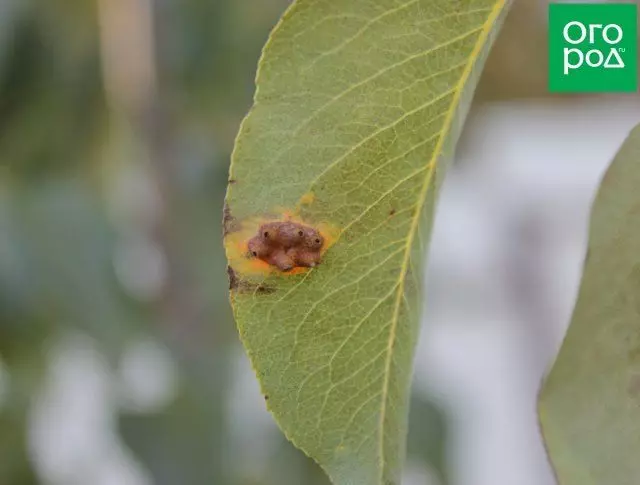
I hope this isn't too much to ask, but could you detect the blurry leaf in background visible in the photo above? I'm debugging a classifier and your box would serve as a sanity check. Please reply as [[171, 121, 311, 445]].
[[225, 0, 510, 483], [0, 355, 39, 485], [119, 387, 226, 485], [407, 394, 449, 484], [539, 123, 640, 485], [0, 1, 103, 179], [476, 0, 547, 99]]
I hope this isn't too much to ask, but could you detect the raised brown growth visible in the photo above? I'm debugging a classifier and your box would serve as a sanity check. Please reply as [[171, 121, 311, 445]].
[[247, 221, 324, 271]]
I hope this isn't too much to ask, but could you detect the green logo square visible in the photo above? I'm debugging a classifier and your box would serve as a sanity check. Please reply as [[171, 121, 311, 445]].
[[549, 3, 638, 93]]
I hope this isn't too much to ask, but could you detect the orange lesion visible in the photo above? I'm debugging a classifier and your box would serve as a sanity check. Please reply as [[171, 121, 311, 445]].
[[298, 191, 315, 207], [225, 203, 338, 277]]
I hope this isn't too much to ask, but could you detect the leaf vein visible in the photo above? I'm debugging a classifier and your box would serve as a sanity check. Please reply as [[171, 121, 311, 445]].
[[375, 2, 507, 482]]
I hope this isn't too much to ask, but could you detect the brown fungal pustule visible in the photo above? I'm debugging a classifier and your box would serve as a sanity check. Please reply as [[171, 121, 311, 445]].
[[247, 237, 270, 259], [288, 247, 322, 268], [269, 221, 306, 247], [301, 226, 323, 250], [247, 221, 325, 271]]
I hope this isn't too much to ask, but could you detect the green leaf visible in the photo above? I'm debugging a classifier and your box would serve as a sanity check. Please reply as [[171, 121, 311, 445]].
[[224, 1, 511, 484], [407, 393, 450, 484], [539, 123, 640, 485]]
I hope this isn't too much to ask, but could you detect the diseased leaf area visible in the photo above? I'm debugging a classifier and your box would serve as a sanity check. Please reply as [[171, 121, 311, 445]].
[[248, 221, 325, 271], [539, 124, 640, 485], [224, 1, 509, 484]]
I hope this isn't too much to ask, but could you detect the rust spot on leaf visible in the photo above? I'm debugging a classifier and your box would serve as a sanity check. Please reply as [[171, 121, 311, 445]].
[[227, 265, 276, 294], [298, 191, 315, 206], [223, 202, 240, 236], [227, 266, 239, 290], [247, 221, 324, 272], [254, 284, 276, 294], [224, 210, 339, 278]]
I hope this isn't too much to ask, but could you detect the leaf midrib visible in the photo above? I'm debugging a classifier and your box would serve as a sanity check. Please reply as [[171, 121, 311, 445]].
[[376, 2, 507, 482]]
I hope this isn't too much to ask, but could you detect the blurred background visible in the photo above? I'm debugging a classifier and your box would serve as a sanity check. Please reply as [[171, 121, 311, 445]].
[[0, 1, 638, 485]]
